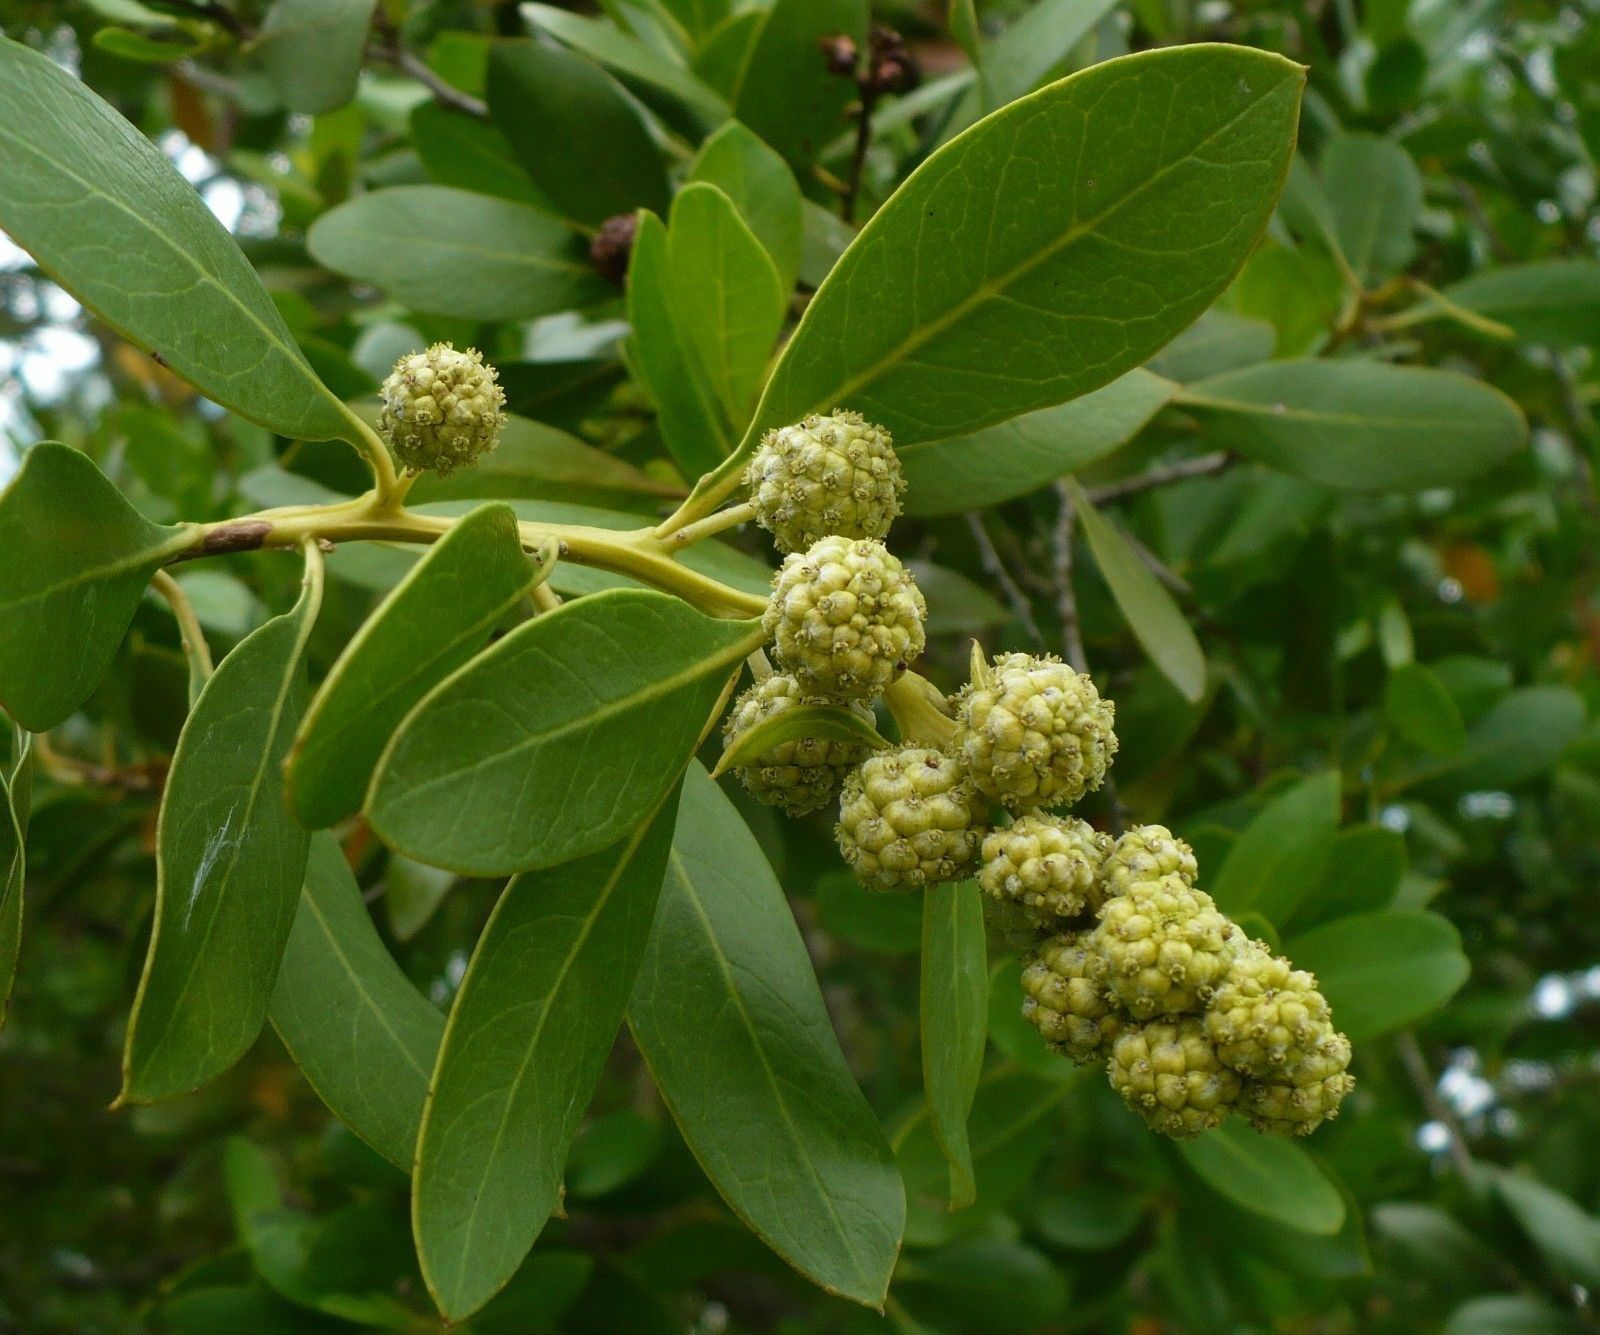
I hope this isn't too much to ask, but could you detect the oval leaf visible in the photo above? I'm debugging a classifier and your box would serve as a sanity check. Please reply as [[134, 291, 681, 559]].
[[308, 186, 603, 321], [269, 834, 445, 1171], [1287, 909, 1469, 1040], [628, 764, 905, 1306], [121, 552, 324, 1103], [1177, 1121, 1344, 1234], [1322, 131, 1422, 287], [1180, 360, 1527, 489], [414, 793, 681, 1320], [253, 0, 378, 114], [689, 120, 805, 294], [368, 589, 763, 875], [0, 37, 351, 442], [0, 444, 195, 731], [1211, 770, 1340, 921], [1385, 662, 1467, 757], [921, 880, 988, 1209], [738, 45, 1303, 457], [713, 701, 888, 778], [1069, 482, 1206, 703], [1441, 258, 1600, 346], [287, 504, 553, 828]]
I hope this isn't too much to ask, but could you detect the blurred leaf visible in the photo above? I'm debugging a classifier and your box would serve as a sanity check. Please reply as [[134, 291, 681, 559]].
[[309, 186, 603, 321], [1181, 361, 1526, 490], [898, 1238, 1068, 1329], [1445, 1294, 1586, 1334], [414, 794, 679, 1320], [689, 120, 804, 295], [1386, 662, 1467, 757], [1146, 310, 1276, 383], [1288, 909, 1469, 1040], [1415, 686, 1585, 793], [382, 855, 456, 943], [1032, 1182, 1145, 1251], [254, 0, 378, 114], [1322, 132, 1422, 287], [1295, 825, 1407, 929], [0, 444, 193, 731], [968, 0, 1122, 115], [410, 103, 546, 206], [1441, 259, 1600, 346], [1211, 771, 1341, 920], [629, 764, 904, 1307], [1070, 481, 1206, 703], [288, 504, 550, 828], [269, 835, 444, 1171], [921, 880, 988, 1208], [488, 39, 670, 226], [121, 553, 323, 1104], [464, 1250, 594, 1334], [1490, 1168, 1600, 1289], [1177, 1122, 1344, 1235], [816, 870, 923, 954], [368, 589, 762, 875], [565, 1111, 664, 1199]]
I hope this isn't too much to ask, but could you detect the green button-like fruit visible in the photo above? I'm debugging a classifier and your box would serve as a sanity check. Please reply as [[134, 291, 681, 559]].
[[836, 745, 981, 892], [1241, 1031, 1355, 1136], [956, 653, 1117, 811], [379, 343, 506, 476], [1021, 930, 1124, 1064], [747, 411, 905, 554], [1108, 1017, 1240, 1138], [1206, 940, 1336, 1079], [722, 674, 876, 816], [764, 536, 926, 699], [981, 814, 1112, 926], [1098, 824, 1198, 899], [1093, 873, 1240, 1018]]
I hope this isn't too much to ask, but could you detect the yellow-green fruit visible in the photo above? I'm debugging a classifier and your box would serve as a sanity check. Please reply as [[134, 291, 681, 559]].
[[722, 675, 876, 817], [836, 745, 981, 891], [1206, 941, 1336, 1078], [764, 536, 926, 699], [1241, 1032, 1356, 1136], [747, 411, 905, 554], [1098, 824, 1198, 898], [980, 815, 1113, 926], [379, 343, 505, 476], [1093, 874, 1239, 1018], [955, 653, 1117, 811], [1020, 931, 1124, 1063], [1108, 1017, 1240, 1138]]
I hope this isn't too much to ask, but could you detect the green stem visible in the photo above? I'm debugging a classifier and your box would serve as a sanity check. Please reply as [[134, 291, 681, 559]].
[[151, 569, 213, 701], [884, 671, 960, 749], [664, 499, 757, 549]]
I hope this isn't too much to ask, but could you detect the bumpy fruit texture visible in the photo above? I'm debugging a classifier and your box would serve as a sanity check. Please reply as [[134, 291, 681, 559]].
[[722, 675, 875, 816], [1093, 873, 1239, 1018], [379, 343, 506, 476], [956, 653, 1117, 811], [1098, 824, 1198, 898], [764, 536, 926, 699], [1021, 931, 1123, 1063], [747, 411, 905, 554], [1108, 1018, 1240, 1138], [1206, 940, 1336, 1078], [1241, 1031, 1356, 1136], [836, 745, 981, 892], [981, 814, 1112, 925]]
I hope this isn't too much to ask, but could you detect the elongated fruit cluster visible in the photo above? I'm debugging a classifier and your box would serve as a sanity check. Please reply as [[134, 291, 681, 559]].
[[379, 343, 506, 476], [1019, 825, 1353, 1139], [747, 410, 905, 553]]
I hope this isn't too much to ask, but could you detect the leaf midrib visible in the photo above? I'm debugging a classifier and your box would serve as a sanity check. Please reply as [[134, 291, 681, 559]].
[[1179, 390, 1503, 433], [0, 526, 194, 617]]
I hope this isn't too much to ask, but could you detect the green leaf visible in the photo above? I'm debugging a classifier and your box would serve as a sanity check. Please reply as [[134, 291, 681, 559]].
[[308, 186, 603, 321], [381, 855, 456, 943], [1177, 1122, 1344, 1235], [287, 504, 553, 828], [1322, 132, 1421, 287], [1180, 361, 1526, 490], [1441, 259, 1600, 346], [729, 0, 869, 169], [628, 764, 904, 1307], [410, 103, 546, 206], [689, 120, 804, 295], [1294, 825, 1407, 929], [0, 37, 352, 442], [254, 0, 378, 114], [1445, 1294, 1582, 1335], [1069, 481, 1206, 703], [0, 443, 194, 731], [414, 793, 680, 1320], [669, 183, 787, 430], [0, 731, 32, 1030], [1211, 771, 1340, 921], [488, 39, 671, 227], [920, 881, 988, 1209], [121, 552, 324, 1103], [368, 589, 763, 875], [713, 701, 887, 778], [897, 1238, 1068, 1329], [1287, 909, 1469, 1040], [815, 870, 922, 955], [269, 835, 445, 1171], [901, 371, 1175, 516], [1414, 686, 1586, 793], [736, 45, 1302, 461], [627, 211, 732, 477], [1386, 662, 1467, 757], [1491, 1170, 1600, 1289], [94, 26, 207, 63], [970, 0, 1121, 114], [1146, 311, 1276, 383]]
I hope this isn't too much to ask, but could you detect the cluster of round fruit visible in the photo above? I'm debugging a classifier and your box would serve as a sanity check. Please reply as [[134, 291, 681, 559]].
[[1016, 824, 1354, 1138]]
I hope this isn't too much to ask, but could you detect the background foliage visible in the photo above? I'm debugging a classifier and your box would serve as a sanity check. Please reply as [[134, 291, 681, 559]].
[[1, 0, 1599, 1331]]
